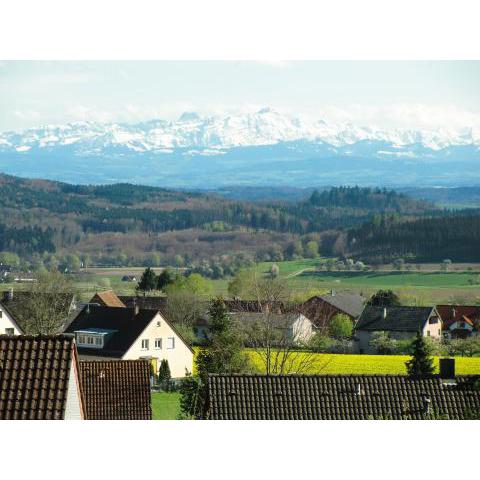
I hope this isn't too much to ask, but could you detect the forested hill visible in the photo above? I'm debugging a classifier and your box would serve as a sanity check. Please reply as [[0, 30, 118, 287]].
[[308, 186, 433, 212], [348, 211, 480, 262], [0, 173, 443, 265]]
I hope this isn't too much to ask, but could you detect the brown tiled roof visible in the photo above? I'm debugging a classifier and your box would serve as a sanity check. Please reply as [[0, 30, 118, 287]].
[[208, 374, 480, 420], [80, 360, 152, 420], [91, 290, 125, 308], [0, 335, 83, 420]]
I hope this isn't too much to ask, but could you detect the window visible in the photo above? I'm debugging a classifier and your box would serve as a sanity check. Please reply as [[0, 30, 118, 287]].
[[155, 338, 162, 349], [94, 337, 102, 346], [87, 336, 94, 344], [0, 310, 3, 318], [156, 320, 161, 327], [167, 337, 175, 349], [427, 331, 431, 336], [141, 339, 149, 350], [5, 328, 14, 336], [438, 329, 441, 336]]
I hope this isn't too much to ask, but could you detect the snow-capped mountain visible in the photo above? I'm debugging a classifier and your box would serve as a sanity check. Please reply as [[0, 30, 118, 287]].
[[0, 108, 479, 188], [1, 107, 479, 155]]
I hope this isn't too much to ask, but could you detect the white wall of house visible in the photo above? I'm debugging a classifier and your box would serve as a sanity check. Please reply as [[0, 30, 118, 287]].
[[0, 305, 22, 335], [64, 360, 84, 420], [123, 312, 193, 378], [422, 315, 442, 339], [291, 314, 315, 344]]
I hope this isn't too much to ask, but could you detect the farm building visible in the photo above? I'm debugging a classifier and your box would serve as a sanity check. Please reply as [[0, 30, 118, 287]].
[[118, 295, 167, 311], [355, 306, 442, 353], [207, 365, 480, 420], [297, 291, 365, 331], [65, 305, 193, 378], [90, 290, 126, 307], [437, 305, 480, 339]]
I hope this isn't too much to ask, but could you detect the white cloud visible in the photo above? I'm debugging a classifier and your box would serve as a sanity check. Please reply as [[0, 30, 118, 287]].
[[13, 109, 41, 121]]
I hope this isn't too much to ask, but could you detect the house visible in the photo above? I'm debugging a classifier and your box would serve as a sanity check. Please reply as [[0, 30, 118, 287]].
[[297, 291, 365, 331], [0, 289, 77, 334], [0, 334, 85, 420], [436, 305, 480, 339], [355, 306, 442, 353], [121, 275, 137, 282], [232, 312, 316, 345], [65, 305, 193, 378], [79, 360, 152, 420], [90, 290, 126, 307], [207, 364, 480, 420], [0, 291, 24, 335]]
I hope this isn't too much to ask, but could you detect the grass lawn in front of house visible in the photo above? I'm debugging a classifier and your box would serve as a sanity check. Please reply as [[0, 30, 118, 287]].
[[151, 392, 181, 420]]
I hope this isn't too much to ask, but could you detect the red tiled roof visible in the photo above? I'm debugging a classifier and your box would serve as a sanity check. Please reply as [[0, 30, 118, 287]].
[[437, 305, 480, 329], [79, 360, 152, 420], [91, 290, 126, 308]]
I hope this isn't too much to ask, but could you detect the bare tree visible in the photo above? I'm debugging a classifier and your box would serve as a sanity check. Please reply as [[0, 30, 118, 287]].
[[20, 271, 77, 334], [237, 269, 319, 374]]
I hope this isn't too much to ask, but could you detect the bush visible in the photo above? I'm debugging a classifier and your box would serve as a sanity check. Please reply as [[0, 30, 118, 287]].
[[328, 314, 354, 340]]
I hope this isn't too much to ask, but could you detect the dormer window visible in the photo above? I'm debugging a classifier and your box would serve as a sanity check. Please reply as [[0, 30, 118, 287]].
[[75, 328, 116, 349]]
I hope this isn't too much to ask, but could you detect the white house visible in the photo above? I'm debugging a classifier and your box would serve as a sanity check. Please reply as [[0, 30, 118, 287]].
[[65, 305, 194, 378]]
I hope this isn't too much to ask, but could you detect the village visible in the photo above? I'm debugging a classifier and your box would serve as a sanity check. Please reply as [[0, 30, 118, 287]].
[[1, 266, 479, 420]]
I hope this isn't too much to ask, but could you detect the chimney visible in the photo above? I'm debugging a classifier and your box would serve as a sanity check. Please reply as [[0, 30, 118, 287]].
[[439, 358, 455, 379], [452, 307, 456, 319], [422, 395, 431, 415], [133, 298, 139, 315], [383, 307, 387, 319], [331, 290, 336, 297]]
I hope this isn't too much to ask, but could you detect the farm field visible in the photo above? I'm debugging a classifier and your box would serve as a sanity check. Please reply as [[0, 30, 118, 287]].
[[246, 351, 480, 375], [151, 392, 181, 420]]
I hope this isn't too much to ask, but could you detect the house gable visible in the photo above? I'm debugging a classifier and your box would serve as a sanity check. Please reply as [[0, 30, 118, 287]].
[[0, 302, 24, 335]]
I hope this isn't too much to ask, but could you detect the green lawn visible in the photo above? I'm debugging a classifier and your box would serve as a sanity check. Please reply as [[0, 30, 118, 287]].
[[151, 392, 181, 420]]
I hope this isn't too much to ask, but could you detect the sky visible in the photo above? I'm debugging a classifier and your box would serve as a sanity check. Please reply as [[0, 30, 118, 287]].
[[1, 61, 480, 132]]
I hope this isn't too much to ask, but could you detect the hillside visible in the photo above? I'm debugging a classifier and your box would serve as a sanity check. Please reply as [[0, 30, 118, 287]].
[[0, 174, 436, 268], [348, 211, 480, 262]]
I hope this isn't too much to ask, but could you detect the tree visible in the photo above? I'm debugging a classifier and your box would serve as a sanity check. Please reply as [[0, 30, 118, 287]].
[[269, 263, 280, 279], [328, 313, 353, 340], [0, 251, 20, 268], [64, 254, 81, 272], [367, 289, 401, 307], [179, 298, 251, 419], [157, 268, 174, 291], [158, 359, 172, 391], [144, 252, 161, 267], [20, 271, 76, 335], [369, 331, 398, 354], [137, 267, 157, 294], [442, 259, 452, 272], [305, 241, 319, 258], [406, 331, 435, 377], [174, 254, 185, 268], [393, 258, 405, 271]]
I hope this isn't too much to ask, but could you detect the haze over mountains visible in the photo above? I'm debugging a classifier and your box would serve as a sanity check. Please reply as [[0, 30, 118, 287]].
[[0, 108, 479, 188]]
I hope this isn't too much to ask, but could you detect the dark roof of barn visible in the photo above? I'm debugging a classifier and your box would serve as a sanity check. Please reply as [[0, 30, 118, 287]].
[[207, 374, 480, 420], [311, 292, 365, 318], [65, 306, 158, 358], [79, 360, 152, 420], [355, 306, 436, 332], [0, 334, 81, 420]]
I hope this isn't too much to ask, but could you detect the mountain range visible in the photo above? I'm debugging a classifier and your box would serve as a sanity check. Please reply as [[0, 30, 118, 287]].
[[0, 108, 479, 187]]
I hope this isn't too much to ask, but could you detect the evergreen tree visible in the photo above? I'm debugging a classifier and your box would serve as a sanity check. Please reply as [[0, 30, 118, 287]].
[[158, 359, 172, 391], [157, 268, 174, 291], [137, 267, 157, 293], [406, 331, 435, 377]]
